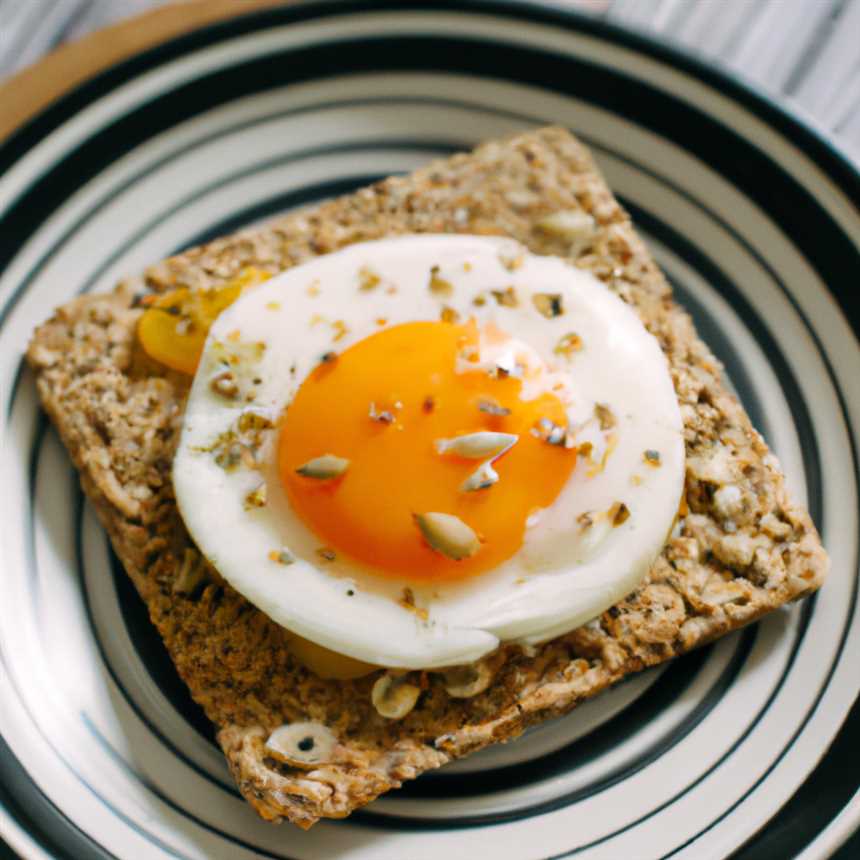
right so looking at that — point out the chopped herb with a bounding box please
[316,547,336,563]
[269,549,295,565]
[320,351,337,365]
[440,306,460,323]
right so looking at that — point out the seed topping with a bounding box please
[368,402,395,424]
[244,483,267,510]
[610,501,631,527]
[595,403,616,430]
[533,292,564,318]
[296,454,350,480]
[477,397,511,417]
[210,370,239,399]
[555,332,583,357]
[428,265,453,297]
[490,286,518,307]
[413,512,480,560]
[644,449,661,466]
[461,461,499,492]
[435,431,518,459]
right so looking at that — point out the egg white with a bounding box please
[173,235,684,668]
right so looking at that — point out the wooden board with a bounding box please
[0,0,287,142]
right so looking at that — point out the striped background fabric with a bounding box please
[2,0,860,164]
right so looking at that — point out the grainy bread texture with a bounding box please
[28,127,828,829]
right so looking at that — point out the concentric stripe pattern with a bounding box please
[0,4,858,860]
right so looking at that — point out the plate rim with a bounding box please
[0,2,857,858]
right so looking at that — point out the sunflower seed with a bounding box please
[477,398,511,417]
[372,673,421,719]
[435,432,518,459]
[461,461,499,492]
[610,502,631,526]
[533,292,564,318]
[490,286,518,307]
[244,482,267,509]
[413,512,480,560]
[429,265,453,297]
[369,402,394,424]
[554,332,583,357]
[210,370,239,399]
[644,449,661,466]
[296,454,350,479]
[595,403,616,430]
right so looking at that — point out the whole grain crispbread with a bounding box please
[27,127,827,829]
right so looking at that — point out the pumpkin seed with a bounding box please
[461,461,499,492]
[532,292,564,318]
[372,674,421,720]
[477,397,511,417]
[554,332,583,357]
[296,454,350,479]
[435,431,518,459]
[413,512,480,560]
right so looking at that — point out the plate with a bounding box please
[1,2,858,858]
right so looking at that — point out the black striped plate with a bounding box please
[0,3,858,859]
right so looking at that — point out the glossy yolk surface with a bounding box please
[137,267,268,374]
[279,321,576,583]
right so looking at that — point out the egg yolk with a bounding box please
[279,321,576,583]
[137,267,268,374]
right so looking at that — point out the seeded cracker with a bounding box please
[28,127,827,829]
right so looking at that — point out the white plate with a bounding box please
[0,3,858,858]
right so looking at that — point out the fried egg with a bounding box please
[170,235,684,669]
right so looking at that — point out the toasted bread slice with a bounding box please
[27,127,827,829]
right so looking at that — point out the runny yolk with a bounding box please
[137,267,269,374]
[279,321,577,583]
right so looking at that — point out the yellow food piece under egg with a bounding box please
[287,633,378,679]
[137,267,269,374]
